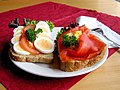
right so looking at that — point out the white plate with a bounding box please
[10,27,108,78]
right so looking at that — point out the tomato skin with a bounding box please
[19,35,41,55]
[19,25,41,55]
[22,25,35,33]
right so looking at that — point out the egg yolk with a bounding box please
[37,33,51,39]
[37,39,52,50]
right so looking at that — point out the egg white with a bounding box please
[13,26,24,36]
[13,29,22,36]
[34,37,54,53]
[11,34,21,44]
[13,42,30,55]
[13,26,24,33]
[35,21,51,35]
[36,32,52,39]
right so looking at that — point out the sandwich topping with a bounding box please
[56,24,106,62]
[9,19,106,72]
[10,19,106,63]
[11,19,55,55]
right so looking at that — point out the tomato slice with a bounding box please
[19,25,41,55]
[22,25,35,34]
[19,35,41,55]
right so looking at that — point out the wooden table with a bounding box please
[0,0,120,90]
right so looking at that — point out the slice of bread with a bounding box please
[9,47,53,63]
[59,46,107,72]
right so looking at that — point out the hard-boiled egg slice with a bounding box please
[34,37,54,53]
[13,26,24,33]
[13,42,30,55]
[35,21,51,35]
[13,26,24,36]
[35,21,49,29]
[11,34,21,44]
[13,30,22,36]
[36,32,52,39]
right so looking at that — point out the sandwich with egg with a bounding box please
[56,23,106,72]
[9,20,55,63]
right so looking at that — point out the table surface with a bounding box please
[0,0,120,90]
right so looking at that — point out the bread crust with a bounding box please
[9,47,53,63]
[9,44,106,71]
[60,46,107,72]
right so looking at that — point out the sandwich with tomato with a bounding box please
[56,23,106,72]
[9,19,55,63]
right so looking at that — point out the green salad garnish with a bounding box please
[62,34,78,48]
[46,20,54,32]
[25,28,43,42]
[56,28,66,40]
[24,19,54,31]
[25,28,35,42]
